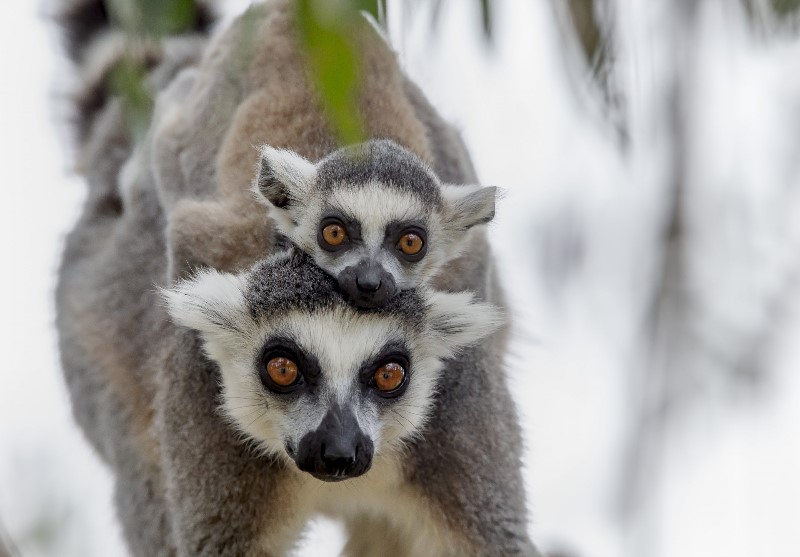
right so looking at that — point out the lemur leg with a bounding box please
[57,176,177,553]
[111,433,176,557]
[404,344,543,557]
[166,198,275,280]
[154,330,309,556]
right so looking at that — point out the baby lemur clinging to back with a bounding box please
[254,139,497,308]
[55,0,540,554]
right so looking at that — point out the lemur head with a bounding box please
[252,139,497,309]
[164,250,501,482]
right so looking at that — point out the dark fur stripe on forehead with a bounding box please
[316,140,442,208]
[246,249,426,321]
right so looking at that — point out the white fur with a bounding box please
[162,266,503,469]
[162,269,250,335]
[251,146,317,233]
[425,290,505,358]
[440,184,498,231]
[281,182,454,290]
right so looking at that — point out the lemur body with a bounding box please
[55,0,539,555]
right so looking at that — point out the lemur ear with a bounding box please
[441,185,497,231]
[252,146,316,210]
[162,269,249,336]
[425,291,504,357]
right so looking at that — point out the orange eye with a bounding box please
[322,223,347,246]
[266,357,299,387]
[373,362,406,392]
[398,233,423,256]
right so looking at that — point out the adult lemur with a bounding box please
[55,0,540,555]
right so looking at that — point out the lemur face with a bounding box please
[164,251,501,482]
[253,140,497,309]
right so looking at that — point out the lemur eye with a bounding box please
[322,223,347,246]
[397,233,424,256]
[373,362,406,393]
[266,357,299,387]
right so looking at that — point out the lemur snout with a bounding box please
[295,405,373,481]
[356,268,381,292]
[339,260,397,309]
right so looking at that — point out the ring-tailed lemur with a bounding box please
[253,139,497,308]
[165,248,500,482]
[55,0,540,555]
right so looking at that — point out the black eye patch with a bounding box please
[317,211,363,252]
[257,337,322,393]
[358,341,411,400]
[384,221,428,263]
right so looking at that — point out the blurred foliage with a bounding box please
[566,0,603,67]
[771,0,800,17]
[103,0,496,146]
[295,0,494,143]
[479,0,493,41]
[108,56,153,141]
[295,0,382,145]
[107,0,198,37]
[744,0,800,31]
[551,0,627,139]
[103,0,201,141]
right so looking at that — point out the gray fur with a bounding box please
[316,140,443,208]
[245,249,426,321]
[55,1,541,555]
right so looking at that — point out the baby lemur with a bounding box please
[254,139,497,308]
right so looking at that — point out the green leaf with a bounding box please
[295,0,368,145]
[108,56,154,142]
[479,0,493,42]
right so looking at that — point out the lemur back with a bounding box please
[55,1,539,555]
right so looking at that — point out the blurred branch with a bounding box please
[770,0,800,17]
[565,0,604,68]
[550,0,626,139]
[479,0,493,42]
[744,0,800,32]
[0,519,19,557]
[619,0,700,525]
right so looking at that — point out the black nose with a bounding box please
[296,405,374,481]
[321,441,356,472]
[338,261,398,309]
[356,271,381,292]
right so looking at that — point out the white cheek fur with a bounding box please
[284,182,471,289]
[207,309,445,460]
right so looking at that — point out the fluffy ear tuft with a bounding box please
[252,146,316,209]
[441,185,497,231]
[162,269,249,335]
[425,291,504,357]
